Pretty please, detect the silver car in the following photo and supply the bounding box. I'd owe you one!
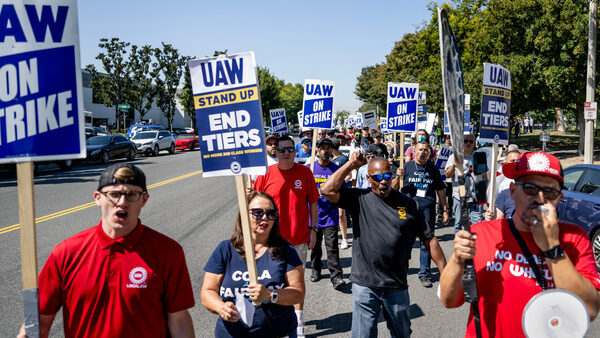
[130,130,176,156]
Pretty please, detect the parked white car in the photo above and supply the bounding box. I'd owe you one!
[130,130,176,156]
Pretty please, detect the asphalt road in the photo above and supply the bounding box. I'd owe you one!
[0,150,598,337]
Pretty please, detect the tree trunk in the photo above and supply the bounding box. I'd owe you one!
[115,106,120,133]
[555,107,566,132]
[577,103,585,155]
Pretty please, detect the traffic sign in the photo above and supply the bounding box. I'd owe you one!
[584,102,597,120]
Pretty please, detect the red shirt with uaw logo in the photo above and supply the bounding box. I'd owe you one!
[465,219,600,337]
[39,221,194,337]
[254,163,319,246]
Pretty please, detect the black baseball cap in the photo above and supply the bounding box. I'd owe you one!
[317,138,334,148]
[365,143,382,156]
[98,163,147,192]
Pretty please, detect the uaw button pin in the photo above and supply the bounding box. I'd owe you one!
[230,161,242,174]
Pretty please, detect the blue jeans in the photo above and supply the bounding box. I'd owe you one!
[417,203,434,279]
[452,198,485,233]
[351,283,411,338]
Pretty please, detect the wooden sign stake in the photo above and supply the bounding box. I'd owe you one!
[488,144,499,218]
[309,129,318,172]
[398,132,405,188]
[234,174,260,305]
[18,161,40,337]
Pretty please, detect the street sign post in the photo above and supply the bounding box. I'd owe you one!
[540,131,550,152]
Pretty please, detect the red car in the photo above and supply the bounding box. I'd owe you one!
[175,134,199,151]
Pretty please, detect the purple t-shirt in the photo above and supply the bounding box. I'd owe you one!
[307,161,340,228]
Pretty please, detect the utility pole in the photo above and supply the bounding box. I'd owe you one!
[585,0,597,164]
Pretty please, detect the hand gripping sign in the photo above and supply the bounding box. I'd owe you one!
[479,63,511,145]
[269,108,288,133]
[188,52,267,178]
[302,79,335,129]
[386,82,419,133]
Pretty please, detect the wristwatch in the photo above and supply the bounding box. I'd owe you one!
[543,245,565,259]
[270,290,279,304]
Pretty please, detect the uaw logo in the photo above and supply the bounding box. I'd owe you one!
[527,153,558,174]
[294,179,303,189]
[127,267,148,289]
[230,161,242,174]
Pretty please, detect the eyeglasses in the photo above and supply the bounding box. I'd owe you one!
[101,190,144,203]
[464,139,475,144]
[368,172,392,182]
[249,208,279,220]
[277,146,295,153]
[515,182,561,200]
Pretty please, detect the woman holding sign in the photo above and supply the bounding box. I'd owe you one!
[201,191,305,337]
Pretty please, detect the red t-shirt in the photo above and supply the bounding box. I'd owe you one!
[39,221,195,337]
[465,219,600,337]
[254,163,320,246]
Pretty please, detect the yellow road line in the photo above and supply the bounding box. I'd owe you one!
[0,169,203,236]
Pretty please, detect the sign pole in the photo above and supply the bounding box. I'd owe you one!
[310,130,318,172]
[585,0,597,164]
[398,132,404,188]
[18,162,40,338]
[488,144,498,218]
[234,174,260,305]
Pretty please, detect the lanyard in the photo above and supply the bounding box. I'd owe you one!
[507,219,547,290]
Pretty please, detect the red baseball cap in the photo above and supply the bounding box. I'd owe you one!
[502,151,564,184]
[265,134,278,143]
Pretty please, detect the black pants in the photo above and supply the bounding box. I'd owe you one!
[310,225,343,281]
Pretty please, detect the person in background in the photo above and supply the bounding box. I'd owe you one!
[372,132,389,158]
[253,135,319,338]
[201,191,305,337]
[356,144,382,189]
[308,138,346,290]
[404,129,438,163]
[295,128,313,153]
[296,137,312,160]
[331,138,351,250]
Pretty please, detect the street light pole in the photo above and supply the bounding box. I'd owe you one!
[585,0,597,164]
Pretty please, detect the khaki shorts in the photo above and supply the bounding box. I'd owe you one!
[293,243,308,267]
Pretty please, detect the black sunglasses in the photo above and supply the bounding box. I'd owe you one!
[515,182,561,200]
[464,139,475,144]
[368,172,392,182]
[249,208,279,220]
[277,146,295,153]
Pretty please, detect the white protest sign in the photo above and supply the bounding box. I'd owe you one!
[355,112,363,128]
[188,52,267,177]
[362,110,378,130]
[269,108,288,133]
[380,117,388,133]
[0,0,86,163]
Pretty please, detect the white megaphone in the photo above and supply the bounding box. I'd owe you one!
[522,289,589,338]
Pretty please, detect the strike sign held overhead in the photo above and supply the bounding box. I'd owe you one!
[302,79,335,129]
[480,63,511,145]
[386,82,419,132]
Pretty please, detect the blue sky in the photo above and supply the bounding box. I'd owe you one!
[78,1,437,113]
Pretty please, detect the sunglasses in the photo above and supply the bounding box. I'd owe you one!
[277,146,295,153]
[249,208,279,220]
[368,172,392,182]
[464,139,475,144]
[515,182,561,200]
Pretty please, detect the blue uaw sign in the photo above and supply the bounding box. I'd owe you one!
[417,91,427,122]
[380,117,388,133]
[355,113,362,129]
[0,0,85,163]
[269,108,287,133]
[188,52,267,177]
[302,79,335,129]
[480,63,511,145]
[387,82,419,132]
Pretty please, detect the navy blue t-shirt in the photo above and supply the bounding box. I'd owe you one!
[402,160,445,208]
[204,240,302,337]
[495,189,515,219]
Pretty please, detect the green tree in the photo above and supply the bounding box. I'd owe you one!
[153,43,186,131]
[127,44,155,122]
[179,56,197,130]
[279,82,304,124]
[85,37,131,133]
[335,110,350,125]
[257,66,284,122]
